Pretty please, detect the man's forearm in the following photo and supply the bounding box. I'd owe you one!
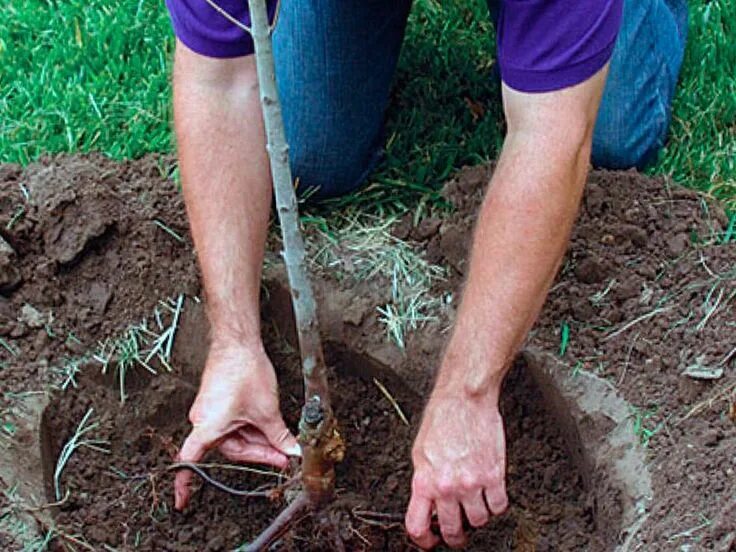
[174,42,271,348]
[436,128,591,402]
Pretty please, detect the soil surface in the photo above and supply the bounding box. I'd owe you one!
[0,154,734,550]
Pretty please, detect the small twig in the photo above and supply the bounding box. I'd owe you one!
[350,526,371,547]
[351,509,404,521]
[373,378,409,426]
[679,379,736,424]
[22,507,96,551]
[243,492,310,552]
[618,332,640,386]
[719,345,736,367]
[202,0,252,34]
[603,307,671,341]
[352,508,404,529]
[21,490,70,512]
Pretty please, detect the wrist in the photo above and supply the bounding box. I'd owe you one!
[434,335,510,405]
[206,334,269,374]
[207,306,262,351]
[210,329,263,352]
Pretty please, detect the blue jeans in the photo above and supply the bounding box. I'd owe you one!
[272,0,688,199]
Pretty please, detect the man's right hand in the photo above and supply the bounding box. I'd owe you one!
[173,340,300,510]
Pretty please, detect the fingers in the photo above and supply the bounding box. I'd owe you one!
[462,490,490,528]
[484,480,509,515]
[218,436,289,468]
[174,429,211,511]
[405,493,440,550]
[258,416,301,458]
[436,499,466,549]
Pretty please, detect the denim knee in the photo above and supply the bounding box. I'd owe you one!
[592,105,669,170]
[289,138,381,200]
[592,0,686,169]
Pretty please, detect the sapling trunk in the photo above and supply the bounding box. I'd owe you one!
[246,0,344,509]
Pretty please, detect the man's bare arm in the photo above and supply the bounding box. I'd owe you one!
[407,66,609,549]
[173,42,298,511]
[174,41,270,346]
[439,67,609,398]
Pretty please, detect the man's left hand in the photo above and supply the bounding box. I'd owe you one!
[405,390,508,549]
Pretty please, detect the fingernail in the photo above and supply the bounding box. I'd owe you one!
[285,443,302,457]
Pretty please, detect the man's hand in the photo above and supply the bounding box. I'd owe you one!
[406,389,508,549]
[405,67,609,549]
[174,341,300,510]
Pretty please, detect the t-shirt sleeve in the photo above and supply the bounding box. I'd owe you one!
[165,0,278,58]
[497,0,623,93]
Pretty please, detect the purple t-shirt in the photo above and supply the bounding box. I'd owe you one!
[166,0,622,93]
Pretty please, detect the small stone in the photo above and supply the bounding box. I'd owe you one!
[342,300,367,326]
[0,236,14,256]
[666,233,690,257]
[572,300,595,322]
[701,429,722,447]
[206,536,225,551]
[412,217,442,241]
[391,213,412,240]
[33,329,50,350]
[575,257,607,284]
[19,303,45,329]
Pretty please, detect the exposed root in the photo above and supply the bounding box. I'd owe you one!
[351,508,404,529]
[167,462,293,499]
[243,492,310,552]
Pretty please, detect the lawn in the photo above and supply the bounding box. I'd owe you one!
[1,0,734,210]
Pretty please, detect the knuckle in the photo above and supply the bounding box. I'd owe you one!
[484,467,504,487]
[411,472,432,494]
[435,477,456,497]
[459,473,479,492]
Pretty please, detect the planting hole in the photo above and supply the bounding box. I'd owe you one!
[35,298,616,551]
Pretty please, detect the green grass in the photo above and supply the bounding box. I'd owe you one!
[1,0,734,208]
[1,0,173,163]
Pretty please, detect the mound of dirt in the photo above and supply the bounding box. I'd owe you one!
[0,155,199,412]
[0,154,734,550]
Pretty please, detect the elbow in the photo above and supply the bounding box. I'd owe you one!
[173,39,258,98]
[505,116,594,180]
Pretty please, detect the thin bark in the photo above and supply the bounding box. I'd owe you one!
[243,492,309,552]
[246,0,343,507]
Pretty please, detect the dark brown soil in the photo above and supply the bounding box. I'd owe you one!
[40,321,592,551]
[0,154,734,550]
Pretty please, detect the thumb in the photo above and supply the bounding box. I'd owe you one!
[174,428,213,511]
[259,416,301,458]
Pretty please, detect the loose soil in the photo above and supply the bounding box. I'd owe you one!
[0,154,734,550]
